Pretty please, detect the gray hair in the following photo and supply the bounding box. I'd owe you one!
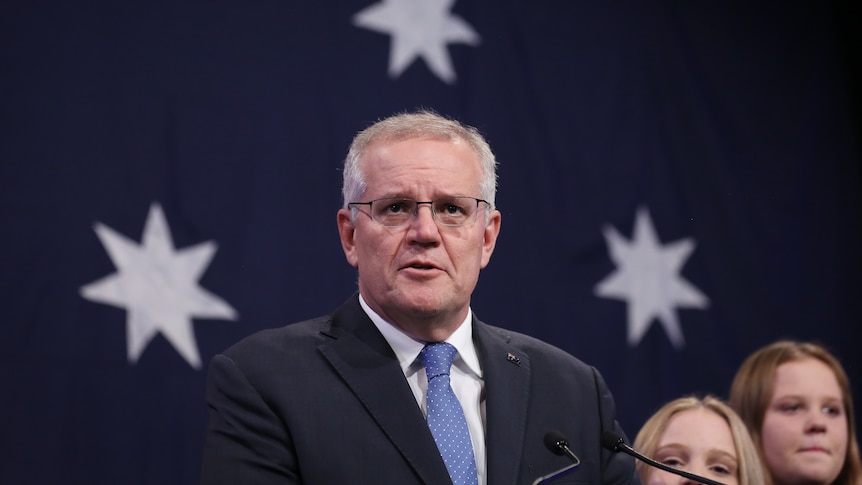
[341,110,498,210]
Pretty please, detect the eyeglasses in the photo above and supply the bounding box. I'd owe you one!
[348,197,491,228]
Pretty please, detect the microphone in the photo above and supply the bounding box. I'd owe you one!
[600,431,725,485]
[531,431,581,485]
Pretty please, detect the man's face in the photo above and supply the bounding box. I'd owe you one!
[337,136,501,340]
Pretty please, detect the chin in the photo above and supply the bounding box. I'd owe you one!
[790,468,842,485]
[396,286,452,309]
[388,292,441,314]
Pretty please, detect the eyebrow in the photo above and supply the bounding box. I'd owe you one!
[655,444,739,464]
[372,194,473,201]
[705,450,738,464]
[771,394,843,403]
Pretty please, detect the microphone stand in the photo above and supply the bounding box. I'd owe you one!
[601,431,725,485]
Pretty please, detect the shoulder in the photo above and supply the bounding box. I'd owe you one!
[208,294,369,382]
[220,315,331,360]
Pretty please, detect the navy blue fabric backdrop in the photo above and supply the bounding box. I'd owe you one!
[2,1,860,483]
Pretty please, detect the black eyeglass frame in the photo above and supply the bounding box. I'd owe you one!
[347,197,493,228]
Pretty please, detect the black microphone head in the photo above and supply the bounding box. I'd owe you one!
[600,430,625,452]
[543,431,569,456]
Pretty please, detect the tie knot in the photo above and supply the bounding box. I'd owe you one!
[419,342,457,377]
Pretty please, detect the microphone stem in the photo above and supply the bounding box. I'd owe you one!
[530,462,579,485]
[561,446,580,466]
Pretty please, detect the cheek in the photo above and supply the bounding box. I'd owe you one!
[646,470,676,485]
[760,415,795,464]
[354,235,395,272]
[760,417,781,448]
[363,231,398,255]
[832,420,849,452]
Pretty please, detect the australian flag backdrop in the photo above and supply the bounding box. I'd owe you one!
[2,1,860,483]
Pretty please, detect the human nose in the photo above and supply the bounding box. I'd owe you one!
[647,470,691,485]
[804,409,828,433]
[677,466,712,485]
[407,202,441,241]
[679,468,704,485]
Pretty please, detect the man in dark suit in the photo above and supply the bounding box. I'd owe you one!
[200,110,638,485]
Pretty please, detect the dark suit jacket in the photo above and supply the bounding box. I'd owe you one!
[200,294,638,485]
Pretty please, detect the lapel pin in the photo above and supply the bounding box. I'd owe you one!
[506,353,521,366]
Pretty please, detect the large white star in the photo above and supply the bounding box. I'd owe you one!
[594,207,709,349]
[80,203,237,369]
[353,0,480,84]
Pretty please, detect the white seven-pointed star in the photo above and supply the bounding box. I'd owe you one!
[594,207,709,349]
[353,0,480,84]
[80,203,237,369]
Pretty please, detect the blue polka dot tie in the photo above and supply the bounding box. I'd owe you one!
[419,342,478,485]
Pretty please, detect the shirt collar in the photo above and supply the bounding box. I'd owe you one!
[359,293,482,378]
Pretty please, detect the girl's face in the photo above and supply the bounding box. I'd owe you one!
[647,408,739,485]
[760,358,848,485]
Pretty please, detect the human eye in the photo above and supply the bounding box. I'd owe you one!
[373,198,411,216]
[386,199,412,213]
[776,400,803,413]
[823,402,844,416]
[436,198,469,216]
[432,198,473,225]
[708,454,738,478]
[369,199,414,226]
[654,447,686,469]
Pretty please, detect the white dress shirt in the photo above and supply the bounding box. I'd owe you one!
[359,294,487,485]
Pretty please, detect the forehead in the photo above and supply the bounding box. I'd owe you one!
[360,136,483,195]
[660,409,736,454]
[772,358,842,399]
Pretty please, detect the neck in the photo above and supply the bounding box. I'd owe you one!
[361,296,469,342]
[390,312,465,342]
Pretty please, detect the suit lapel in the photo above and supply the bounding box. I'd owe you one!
[475,321,531,485]
[317,296,452,485]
